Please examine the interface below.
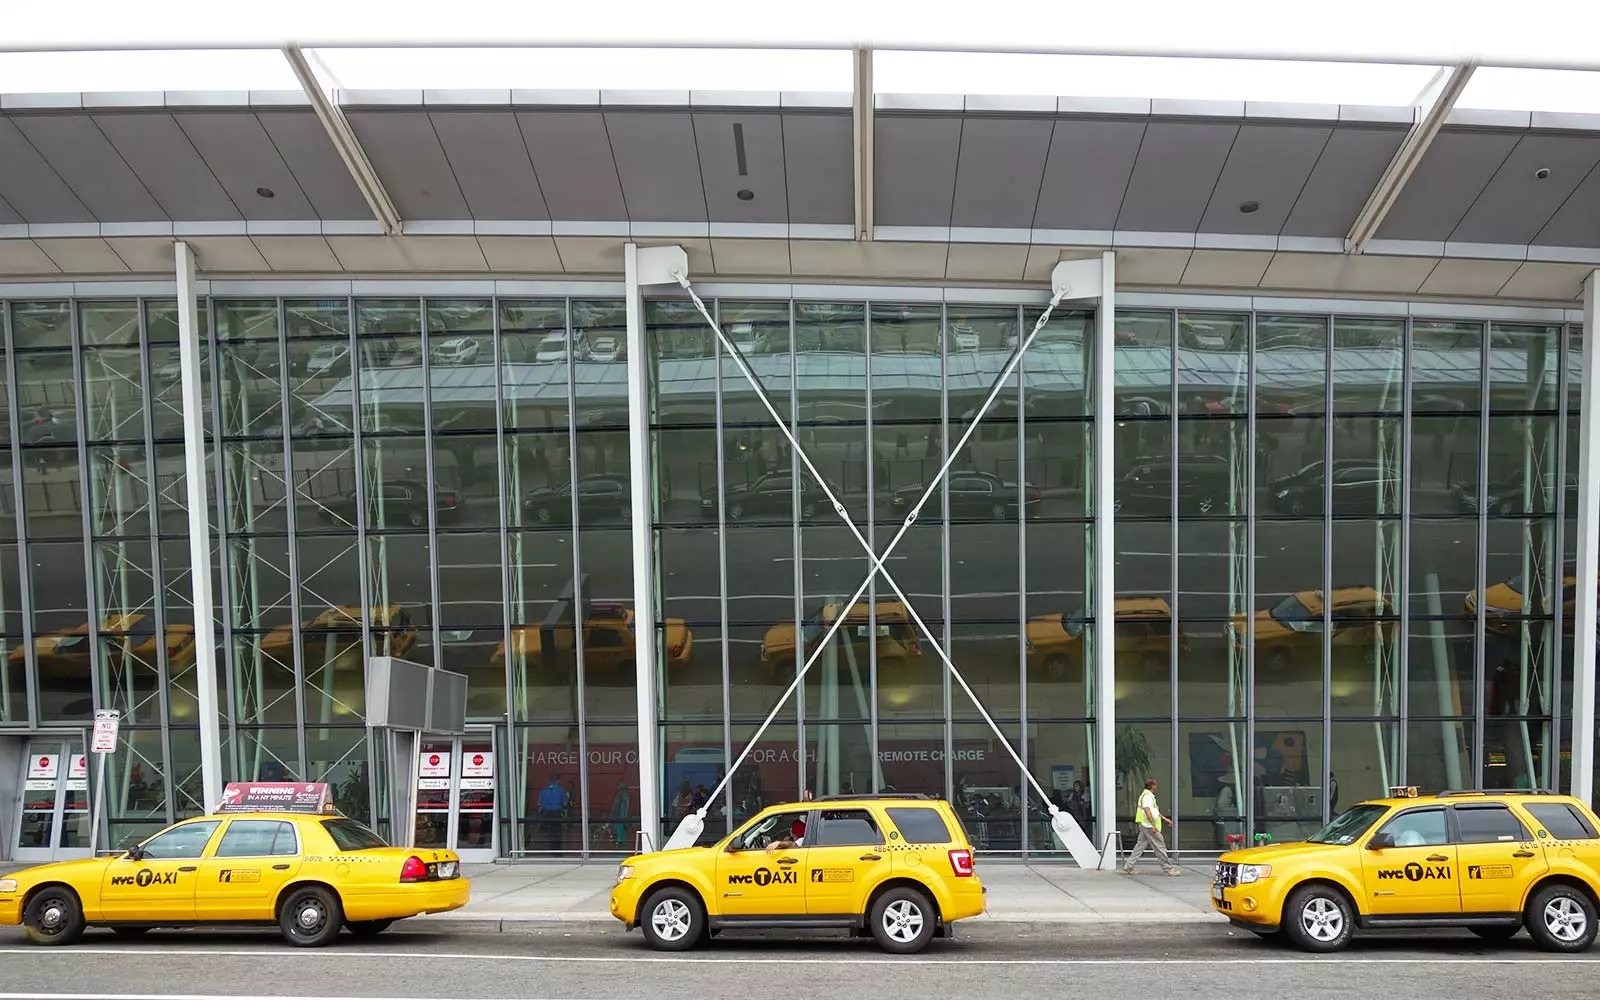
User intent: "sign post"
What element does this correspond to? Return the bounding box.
[89,710,120,854]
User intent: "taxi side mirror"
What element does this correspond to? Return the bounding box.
[1367,832,1394,851]
[124,846,144,862]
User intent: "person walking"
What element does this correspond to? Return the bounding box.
[1124,778,1182,876]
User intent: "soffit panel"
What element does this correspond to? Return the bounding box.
[346,110,471,220]
[1281,126,1406,238]
[1535,161,1600,248]
[874,115,963,228]
[11,114,168,221]
[604,111,708,223]
[0,240,61,274]
[949,117,1054,230]
[1032,118,1145,231]
[0,118,92,223]
[1376,129,1521,242]
[427,111,549,221]
[477,235,564,271]
[172,111,320,220]
[1198,123,1330,235]
[255,110,374,220]
[93,112,242,221]
[693,112,789,224]
[1115,120,1239,233]
[1179,249,1274,286]
[516,111,628,221]
[1451,133,1600,245]
[780,113,853,226]
[31,236,131,272]
[1497,260,1593,300]
[249,235,342,270]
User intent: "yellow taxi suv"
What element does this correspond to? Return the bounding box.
[0,782,469,947]
[610,794,984,954]
[1213,788,1600,953]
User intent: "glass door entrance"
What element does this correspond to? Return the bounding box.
[12,738,91,864]
[414,732,497,862]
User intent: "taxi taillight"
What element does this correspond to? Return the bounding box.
[948,848,974,877]
[399,856,429,883]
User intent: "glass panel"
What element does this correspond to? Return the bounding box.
[1324,416,1402,516]
[1407,618,1476,721]
[223,441,288,535]
[1409,518,1478,618]
[432,434,498,530]
[1332,316,1404,414]
[82,346,147,444]
[586,726,641,853]
[500,299,570,429]
[15,351,78,448]
[1252,723,1324,845]
[11,301,72,350]
[1254,519,1326,718]
[425,299,495,432]
[950,722,1023,852]
[357,299,423,433]
[1178,311,1248,406]
[89,444,151,537]
[235,728,300,781]
[1408,719,1473,791]
[1113,721,1172,833]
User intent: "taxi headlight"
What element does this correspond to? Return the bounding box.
[0,878,16,894]
[1238,864,1272,884]
[615,865,634,884]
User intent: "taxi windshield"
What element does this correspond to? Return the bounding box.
[1306,804,1387,845]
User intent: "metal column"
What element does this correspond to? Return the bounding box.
[175,242,223,813]
[1573,271,1600,805]
[1091,251,1118,864]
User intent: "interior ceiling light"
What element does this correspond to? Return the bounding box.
[1535,167,1552,180]
[255,187,275,199]
[1239,200,1260,214]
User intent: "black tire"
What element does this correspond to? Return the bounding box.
[727,502,745,522]
[279,885,344,948]
[1469,924,1521,942]
[1249,927,1281,940]
[1526,884,1598,952]
[23,887,85,946]
[1289,497,1306,516]
[535,506,552,524]
[640,886,705,952]
[407,509,425,528]
[1043,654,1069,679]
[111,926,152,939]
[346,919,394,938]
[869,886,937,955]
[801,501,818,519]
[1282,884,1353,953]
[990,502,1007,519]
[1266,647,1291,672]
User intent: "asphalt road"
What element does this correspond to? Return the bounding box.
[0,925,1593,999]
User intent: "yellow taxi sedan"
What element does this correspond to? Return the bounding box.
[0,785,468,947]
[611,794,984,954]
[1213,788,1600,953]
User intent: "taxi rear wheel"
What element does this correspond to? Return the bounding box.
[346,919,394,938]
[1527,885,1598,952]
[23,887,85,946]
[1283,885,1352,953]
[870,887,937,955]
[641,887,705,952]
[279,886,344,948]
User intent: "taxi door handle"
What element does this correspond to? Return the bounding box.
[1425,855,1448,862]
[776,858,798,865]
[1513,850,1536,858]
[860,854,882,861]
[179,866,197,872]
[272,864,292,870]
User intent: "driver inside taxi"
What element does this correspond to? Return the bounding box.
[766,816,806,853]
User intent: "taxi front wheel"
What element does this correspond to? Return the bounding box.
[1283,885,1352,953]
[1526,885,1598,952]
[279,886,344,948]
[22,887,85,946]
[641,887,706,952]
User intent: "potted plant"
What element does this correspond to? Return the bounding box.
[1115,726,1153,835]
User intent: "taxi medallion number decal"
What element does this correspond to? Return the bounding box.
[218,869,261,884]
[810,869,855,883]
[1467,864,1514,880]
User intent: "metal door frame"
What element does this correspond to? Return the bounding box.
[11,735,91,864]
[414,726,498,863]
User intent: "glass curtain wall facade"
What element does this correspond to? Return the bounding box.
[0,292,1586,858]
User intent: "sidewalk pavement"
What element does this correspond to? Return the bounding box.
[416,860,1226,931]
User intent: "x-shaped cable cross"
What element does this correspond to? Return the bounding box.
[662,272,1103,865]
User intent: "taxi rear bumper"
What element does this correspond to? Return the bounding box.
[341,878,471,922]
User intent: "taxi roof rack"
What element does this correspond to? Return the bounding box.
[815,793,935,802]
[1436,788,1557,797]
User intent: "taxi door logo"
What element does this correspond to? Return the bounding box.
[1377,862,1451,881]
[113,869,178,887]
[728,867,797,887]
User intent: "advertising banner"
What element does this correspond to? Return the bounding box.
[216,782,334,814]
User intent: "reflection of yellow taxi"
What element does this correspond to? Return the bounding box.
[258,606,418,661]
[611,795,983,953]
[762,602,920,673]
[1467,575,1579,635]
[1213,789,1600,953]
[1231,587,1392,669]
[0,784,468,948]
[492,605,692,675]
[1025,597,1185,678]
[9,615,196,672]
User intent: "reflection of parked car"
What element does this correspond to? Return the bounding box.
[522,474,630,525]
[588,335,623,363]
[535,330,589,362]
[1270,460,1398,515]
[429,337,480,366]
[1453,472,1578,515]
[761,602,919,674]
[1116,455,1237,516]
[260,605,418,663]
[10,614,196,674]
[1230,587,1393,669]
[948,323,980,352]
[700,471,839,522]
[19,406,74,448]
[1467,574,1580,635]
[1026,597,1186,679]
[492,605,691,675]
[305,343,349,376]
[890,471,1041,521]
[318,480,461,528]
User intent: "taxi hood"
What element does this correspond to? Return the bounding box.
[1220,840,1341,864]
[624,844,718,868]
[7,854,116,884]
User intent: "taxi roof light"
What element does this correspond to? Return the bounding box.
[1387,785,1420,798]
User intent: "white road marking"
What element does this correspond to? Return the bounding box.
[0,946,1594,967]
[0,995,576,1000]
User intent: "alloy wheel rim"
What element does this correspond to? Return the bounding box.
[882,899,924,943]
[652,899,691,941]
[1301,897,1343,941]
[1545,897,1587,942]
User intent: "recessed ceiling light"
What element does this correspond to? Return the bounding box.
[1535,167,1552,180]
[1239,200,1260,214]
[255,187,275,199]
[736,189,755,201]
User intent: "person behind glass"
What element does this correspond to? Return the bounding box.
[1123,778,1182,877]
[767,816,806,853]
[537,774,570,851]
[673,781,695,819]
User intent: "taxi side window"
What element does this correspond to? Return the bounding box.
[1525,803,1600,840]
[732,811,808,851]
[810,809,881,847]
[140,820,222,859]
[1453,804,1530,844]
[885,807,953,845]
[215,820,299,858]
[1376,808,1448,848]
